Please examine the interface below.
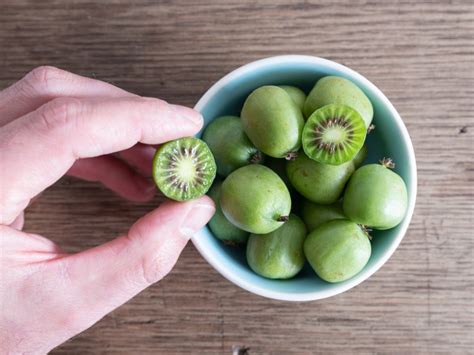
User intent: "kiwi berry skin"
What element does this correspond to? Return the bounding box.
[202,116,264,177]
[303,76,374,127]
[220,164,292,234]
[302,104,367,165]
[302,200,346,232]
[246,214,307,279]
[207,181,249,245]
[286,152,355,205]
[241,86,305,159]
[278,85,307,111]
[265,158,305,215]
[343,164,408,230]
[352,144,368,168]
[304,219,371,283]
[152,137,216,202]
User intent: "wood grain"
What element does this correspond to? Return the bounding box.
[1,0,473,353]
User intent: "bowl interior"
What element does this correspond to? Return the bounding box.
[193,56,416,301]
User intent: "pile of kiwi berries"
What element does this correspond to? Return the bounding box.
[152,76,408,284]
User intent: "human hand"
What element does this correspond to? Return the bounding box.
[0,67,215,353]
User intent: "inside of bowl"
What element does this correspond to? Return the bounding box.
[194,58,415,298]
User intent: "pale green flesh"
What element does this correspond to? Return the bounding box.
[175,157,197,182]
[323,127,347,143]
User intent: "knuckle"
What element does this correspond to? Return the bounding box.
[128,228,162,285]
[140,249,180,285]
[138,255,163,285]
[128,221,183,285]
[37,97,84,131]
[25,66,66,93]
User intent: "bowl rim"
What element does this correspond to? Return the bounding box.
[192,55,417,301]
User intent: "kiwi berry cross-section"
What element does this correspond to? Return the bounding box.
[152,137,216,201]
[302,104,367,165]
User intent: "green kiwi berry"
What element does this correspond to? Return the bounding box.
[246,214,307,279]
[220,164,291,234]
[302,200,346,232]
[286,152,355,205]
[207,181,249,245]
[278,85,306,111]
[202,116,264,176]
[303,76,373,127]
[352,144,368,168]
[304,220,371,283]
[343,158,408,230]
[241,86,304,159]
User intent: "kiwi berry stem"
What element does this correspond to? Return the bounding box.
[359,225,373,240]
[276,215,290,222]
[379,157,395,169]
[284,151,298,161]
[249,151,263,164]
[223,240,239,247]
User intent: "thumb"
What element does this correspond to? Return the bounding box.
[57,196,214,333]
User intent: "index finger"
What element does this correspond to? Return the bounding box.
[0,66,135,126]
[0,96,203,224]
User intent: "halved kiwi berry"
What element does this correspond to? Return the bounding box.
[302,104,366,165]
[152,137,216,201]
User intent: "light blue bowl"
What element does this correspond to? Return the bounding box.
[192,55,417,301]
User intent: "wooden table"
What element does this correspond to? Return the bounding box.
[1,1,472,353]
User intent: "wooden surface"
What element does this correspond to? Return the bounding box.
[1,0,473,353]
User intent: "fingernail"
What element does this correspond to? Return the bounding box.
[170,104,203,126]
[180,202,215,238]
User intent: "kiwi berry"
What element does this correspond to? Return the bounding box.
[207,181,249,245]
[303,76,374,127]
[302,104,366,165]
[286,152,355,205]
[152,137,216,201]
[304,220,371,283]
[278,85,307,111]
[352,144,368,168]
[343,158,408,230]
[246,214,307,279]
[220,164,291,234]
[202,116,264,176]
[302,200,346,232]
[241,86,304,159]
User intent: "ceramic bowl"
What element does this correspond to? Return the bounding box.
[192,55,417,301]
